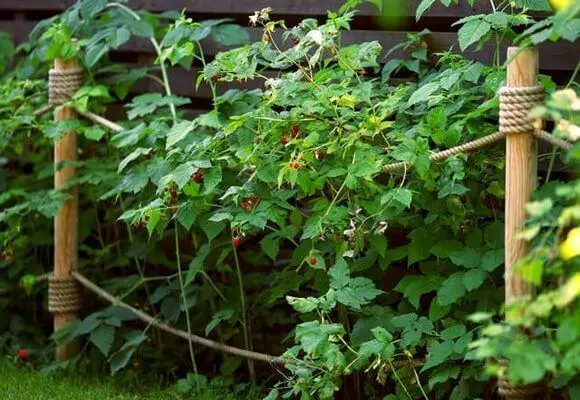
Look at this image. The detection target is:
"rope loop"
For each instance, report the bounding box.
[499,85,545,134]
[48,274,82,314]
[48,68,84,106]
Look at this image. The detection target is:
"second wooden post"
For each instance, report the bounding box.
[503,47,539,399]
[52,57,81,361]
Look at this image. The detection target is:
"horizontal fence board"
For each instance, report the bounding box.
[1,20,576,72]
[0,0,494,18]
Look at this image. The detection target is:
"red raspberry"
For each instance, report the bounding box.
[291,125,300,138]
[241,200,252,212]
[309,258,318,266]
[232,236,243,248]
[17,349,28,361]
[193,171,204,184]
[281,136,290,145]
[250,195,260,204]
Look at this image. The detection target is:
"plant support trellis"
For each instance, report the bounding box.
[10,46,572,398]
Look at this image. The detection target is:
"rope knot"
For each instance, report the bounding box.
[499,85,545,134]
[48,68,84,106]
[48,274,82,314]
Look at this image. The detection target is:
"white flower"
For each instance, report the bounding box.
[306,30,324,45]
[249,11,260,26]
[265,78,282,88]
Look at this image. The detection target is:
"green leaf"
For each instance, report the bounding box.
[80,0,107,18]
[463,269,487,291]
[440,324,466,341]
[430,240,463,259]
[422,341,454,371]
[186,244,210,285]
[407,82,440,106]
[84,126,106,141]
[394,275,442,309]
[205,309,234,335]
[212,24,250,46]
[458,18,491,51]
[287,296,319,313]
[381,188,413,208]
[84,44,109,68]
[416,0,437,21]
[450,248,481,269]
[437,273,466,306]
[176,202,199,230]
[166,120,195,149]
[202,165,222,194]
[118,147,151,173]
[90,324,116,356]
[481,249,504,271]
[519,258,543,286]
[260,234,280,261]
[513,0,551,11]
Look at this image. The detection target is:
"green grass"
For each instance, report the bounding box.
[0,367,246,400]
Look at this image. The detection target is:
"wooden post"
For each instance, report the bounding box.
[504,46,538,308]
[53,57,80,361]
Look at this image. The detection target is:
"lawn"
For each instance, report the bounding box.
[0,367,243,400]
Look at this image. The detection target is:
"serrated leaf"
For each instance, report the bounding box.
[458,18,491,51]
[176,201,199,230]
[422,341,454,371]
[166,120,194,149]
[90,323,116,356]
[416,0,437,21]
[205,309,234,335]
[212,24,250,46]
[186,244,211,285]
[287,296,319,313]
[118,147,151,173]
[202,165,222,194]
[463,268,487,291]
[407,82,440,106]
[260,234,280,261]
[438,272,466,306]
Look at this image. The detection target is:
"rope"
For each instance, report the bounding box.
[48,68,84,106]
[71,271,290,365]
[499,85,544,134]
[533,130,573,151]
[382,130,507,173]
[79,110,124,133]
[48,274,82,314]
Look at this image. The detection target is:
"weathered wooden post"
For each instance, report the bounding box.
[502,47,541,399]
[49,56,83,361]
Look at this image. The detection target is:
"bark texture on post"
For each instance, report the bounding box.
[503,47,539,400]
[505,46,539,306]
[53,57,80,361]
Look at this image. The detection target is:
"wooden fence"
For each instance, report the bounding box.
[0,0,578,113]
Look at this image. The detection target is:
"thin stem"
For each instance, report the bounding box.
[387,359,414,400]
[174,222,199,382]
[106,2,177,121]
[232,237,256,383]
[413,367,430,400]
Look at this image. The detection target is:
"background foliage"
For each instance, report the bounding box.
[0,0,578,399]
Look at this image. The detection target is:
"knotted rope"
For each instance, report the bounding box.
[499,85,545,134]
[48,67,84,106]
[48,275,82,314]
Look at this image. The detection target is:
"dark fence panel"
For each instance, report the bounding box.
[0,1,577,107]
